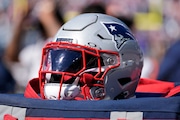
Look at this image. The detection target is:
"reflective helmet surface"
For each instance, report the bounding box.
[39,13,143,100]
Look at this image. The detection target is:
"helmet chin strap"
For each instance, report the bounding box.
[44,83,81,100]
[44,75,81,100]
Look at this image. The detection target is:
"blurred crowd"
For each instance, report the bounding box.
[0,0,180,93]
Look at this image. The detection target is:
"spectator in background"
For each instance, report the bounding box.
[0,1,16,93]
[3,0,64,93]
[157,39,180,82]
[157,0,180,82]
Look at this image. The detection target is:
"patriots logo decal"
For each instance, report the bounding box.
[102,22,135,51]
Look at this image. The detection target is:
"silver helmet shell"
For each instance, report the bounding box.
[42,13,143,100]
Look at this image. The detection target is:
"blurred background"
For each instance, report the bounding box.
[0,0,180,93]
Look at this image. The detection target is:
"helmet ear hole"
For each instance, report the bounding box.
[118,77,131,86]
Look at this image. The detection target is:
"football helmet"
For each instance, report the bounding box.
[39,13,143,100]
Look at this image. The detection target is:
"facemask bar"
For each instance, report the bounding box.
[39,42,120,100]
